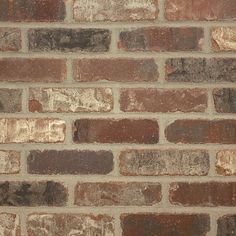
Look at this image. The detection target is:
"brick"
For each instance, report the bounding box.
[28,29,111,52]
[0,150,20,174]
[0,28,21,51]
[166,58,236,83]
[165,0,236,21]
[29,88,113,113]
[0,213,20,236]
[0,89,22,113]
[120,88,207,112]
[213,88,236,113]
[212,27,236,51]
[0,58,66,83]
[73,0,158,22]
[0,0,65,22]
[0,181,67,206]
[121,214,210,236]
[165,120,236,144]
[27,150,114,175]
[119,149,209,176]
[217,215,236,236]
[119,27,203,52]
[0,118,65,143]
[216,150,236,175]
[73,119,159,144]
[75,182,161,206]
[73,58,158,82]
[27,213,114,236]
[169,182,236,206]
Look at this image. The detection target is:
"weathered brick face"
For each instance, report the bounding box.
[0,0,235,234]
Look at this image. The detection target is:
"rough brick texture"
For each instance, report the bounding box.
[27,213,114,236]
[0,0,235,234]
[29,88,113,112]
[120,149,209,176]
[73,119,159,144]
[120,88,207,112]
[169,182,236,206]
[75,182,161,206]
[119,27,203,52]
[73,58,158,82]
[73,0,158,22]
[165,0,236,21]
[121,214,210,236]
[0,0,66,22]
[0,213,20,236]
[27,150,114,175]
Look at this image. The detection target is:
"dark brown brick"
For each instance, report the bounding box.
[166,58,236,83]
[27,213,115,236]
[119,27,203,52]
[165,120,236,144]
[0,181,67,206]
[120,149,209,176]
[120,88,207,112]
[73,119,159,144]
[0,89,22,113]
[213,88,236,113]
[121,214,210,236]
[0,0,65,22]
[28,29,111,52]
[73,58,158,82]
[165,0,236,21]
[0,58,66,83]
[75,182,161,206]
[27,150,114,175]
[0,28,21,51]
[217,215,236,236]
[170,182,236,206]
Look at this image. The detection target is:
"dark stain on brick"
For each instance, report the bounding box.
[166,58,236,82]
[0,181,67,206]
[213,88,236,113]
[28,29,111,52]
[27,150,114,175]
[217,215,236,236]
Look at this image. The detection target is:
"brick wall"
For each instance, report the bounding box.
[0,0,236,235]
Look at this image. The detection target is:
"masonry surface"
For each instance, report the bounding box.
[0,0,236,235]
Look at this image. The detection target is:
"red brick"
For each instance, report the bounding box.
[0,0,65,22]
[165,0,236,21]
[73,58,158,82]
[0,58,66,83]
[0,150,20,174]
[29,88,113,112]
[119,27,203,52]
[121,214,210,236]
[73,0,158,22]
[212,27,236,51]
[120,88,207,112]
[165,120,236,144]
[0,118,65,143]
[75,182,161,206]
[0,213,20,236]
[169,182,236,206]
[119,149,209,176]
[0,28,21,51]
[27,213,114,236]
[73,119,159,144]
